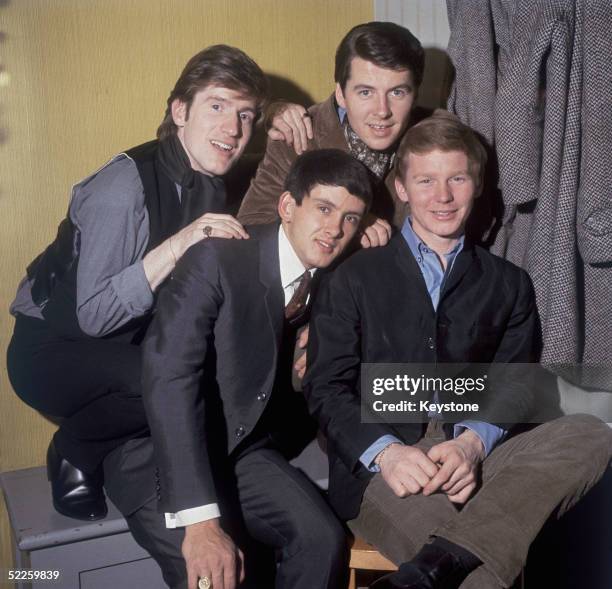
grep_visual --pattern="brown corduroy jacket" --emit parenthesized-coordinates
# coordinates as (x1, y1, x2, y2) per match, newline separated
(237, 94, 432, 230)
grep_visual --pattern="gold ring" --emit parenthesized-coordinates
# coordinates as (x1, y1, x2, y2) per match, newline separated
(203, 225, 213, 238)
(198, 577, 212, 589)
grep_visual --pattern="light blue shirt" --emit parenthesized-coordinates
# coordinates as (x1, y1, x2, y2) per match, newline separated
(360, 219, 506, 471)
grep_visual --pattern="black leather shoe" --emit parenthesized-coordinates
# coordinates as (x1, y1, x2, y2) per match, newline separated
(47, 440, 108, 521)
(371, 543, 469, 589)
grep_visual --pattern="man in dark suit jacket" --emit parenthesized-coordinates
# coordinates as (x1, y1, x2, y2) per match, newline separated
(304, 114, 612, 589)
(131, 149, 372, 589)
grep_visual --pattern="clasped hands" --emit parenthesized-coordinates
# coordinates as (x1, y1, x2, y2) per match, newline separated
(376, 430, 486, 504)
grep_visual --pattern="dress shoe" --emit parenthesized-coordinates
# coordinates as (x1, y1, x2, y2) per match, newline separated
(47, 439, 108, 521)
(371, 543, 469, 589)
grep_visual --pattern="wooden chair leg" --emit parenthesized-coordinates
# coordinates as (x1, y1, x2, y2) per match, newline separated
(348, 567, 357, 589)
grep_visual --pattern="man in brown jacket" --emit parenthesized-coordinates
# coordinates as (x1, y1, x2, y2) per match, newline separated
(238, 21, 430, 246)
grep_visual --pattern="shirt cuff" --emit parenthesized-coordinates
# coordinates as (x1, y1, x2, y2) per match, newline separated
(359, 435, 403, 472)
(165, 503, 221, 529)
(454, 421, 506, 456)
(110, 260, 154, 317)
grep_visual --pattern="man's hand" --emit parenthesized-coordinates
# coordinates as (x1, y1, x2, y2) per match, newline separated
(377, 443, 439, 498)
(144, 213, 249, 291)
(172, 213, 249, 259)
(360, 215, 392, 248)
(266, 101, 313, 154)
(423, 430, 486, 504)
(293, 325, 309, 380)
(182, 519, 244, 589)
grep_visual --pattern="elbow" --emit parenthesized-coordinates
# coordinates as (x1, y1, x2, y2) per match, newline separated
(78, 316, 109, 338)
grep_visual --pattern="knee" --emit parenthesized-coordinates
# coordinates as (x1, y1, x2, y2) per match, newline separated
(290, 508, 347, 562)
(550, 414, 612, 468)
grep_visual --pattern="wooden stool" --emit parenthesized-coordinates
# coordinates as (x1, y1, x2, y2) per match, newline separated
(348, 535, 397, 589)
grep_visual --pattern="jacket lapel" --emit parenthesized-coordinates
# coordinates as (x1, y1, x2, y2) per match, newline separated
(440, 241, 479, 302)
(258, 224, 285, 363)
(315, 95, 350, 151)
(392, 235, 435, 312)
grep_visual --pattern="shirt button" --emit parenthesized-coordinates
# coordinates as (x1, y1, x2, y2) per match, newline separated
(427, 337, 435, 350)
(417, 257, 423, 263)
(257, 392, 267, 402)
(235, 426, 246, 438)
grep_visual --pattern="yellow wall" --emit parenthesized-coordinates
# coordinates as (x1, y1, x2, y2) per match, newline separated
(0, 0, 372, 569)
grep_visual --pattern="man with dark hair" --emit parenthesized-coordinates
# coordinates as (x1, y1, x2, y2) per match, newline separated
(238, 21, 428, 247)
(304, 115, 612, 589)
(127, 149, 372, 588)
(7, 45, 266, 521)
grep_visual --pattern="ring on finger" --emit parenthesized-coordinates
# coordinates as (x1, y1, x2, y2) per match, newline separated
(203, 225, 213, 238)
(198, 577, 212, 589)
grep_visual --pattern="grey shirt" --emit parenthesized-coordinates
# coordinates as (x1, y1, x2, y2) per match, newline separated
(11, 154, 157, 337)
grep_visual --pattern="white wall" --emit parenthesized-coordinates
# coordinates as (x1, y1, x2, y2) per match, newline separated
(374, 0, 452, 109)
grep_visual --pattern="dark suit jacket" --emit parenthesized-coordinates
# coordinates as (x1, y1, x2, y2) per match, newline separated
(141, 222, 313, 514)
(303, 233, 539, 521)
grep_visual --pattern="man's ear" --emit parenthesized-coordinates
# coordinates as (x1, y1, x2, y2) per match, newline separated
(170, 98, 187, 127)
(394, 176, 410, 203)
(278, 191, 297, 222)
(335, 83, 347, 110)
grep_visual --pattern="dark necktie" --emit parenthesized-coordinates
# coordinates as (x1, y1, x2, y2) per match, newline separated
(285, 271, 312, 320)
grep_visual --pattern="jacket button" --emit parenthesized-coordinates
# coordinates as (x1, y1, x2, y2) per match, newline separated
(427, 337, 435, 350)
(257, 392, 267, 402)
(235, 426, 246, 438)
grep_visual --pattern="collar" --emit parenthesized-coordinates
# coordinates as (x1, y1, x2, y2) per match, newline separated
(401, 217, 465, 263)
(278, 225, 315, 289)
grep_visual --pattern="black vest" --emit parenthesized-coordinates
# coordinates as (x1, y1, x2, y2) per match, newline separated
(26, 141, 185, 341)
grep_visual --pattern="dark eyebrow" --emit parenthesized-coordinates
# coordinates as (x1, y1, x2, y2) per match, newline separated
(207, 95, 256, 114)
(312, 197, 338, 208)
(312, 197, 363, 217)
(390, 83, 414, 92)
(353, 83, 414, 92)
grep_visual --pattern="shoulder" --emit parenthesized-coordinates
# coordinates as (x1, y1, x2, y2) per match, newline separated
(307, 95, 346, 150)
(80, 154, 142, 194)
(184, 223, 274, 269)
(70, 154, 145, 217)
(307, 96, 334, 121)
(332, 237, 399, 285)
(472, 245, 533, 291)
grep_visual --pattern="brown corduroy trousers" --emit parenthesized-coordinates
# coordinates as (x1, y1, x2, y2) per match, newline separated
(348, 414, 612, 588)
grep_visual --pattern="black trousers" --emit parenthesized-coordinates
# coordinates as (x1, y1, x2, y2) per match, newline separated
(7, 314, 149, 471)
(125, 446, 348, 589)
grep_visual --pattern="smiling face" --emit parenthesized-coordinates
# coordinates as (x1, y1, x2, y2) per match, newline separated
(395, 149, 477, 254)
(335, 57, 415, 151)
(171, 85, 257, 176)
(279, 184, 366, 270)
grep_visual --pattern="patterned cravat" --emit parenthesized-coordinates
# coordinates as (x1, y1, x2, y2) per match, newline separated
(285, 271, 312, 320)
(342, 118, 393, 179)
